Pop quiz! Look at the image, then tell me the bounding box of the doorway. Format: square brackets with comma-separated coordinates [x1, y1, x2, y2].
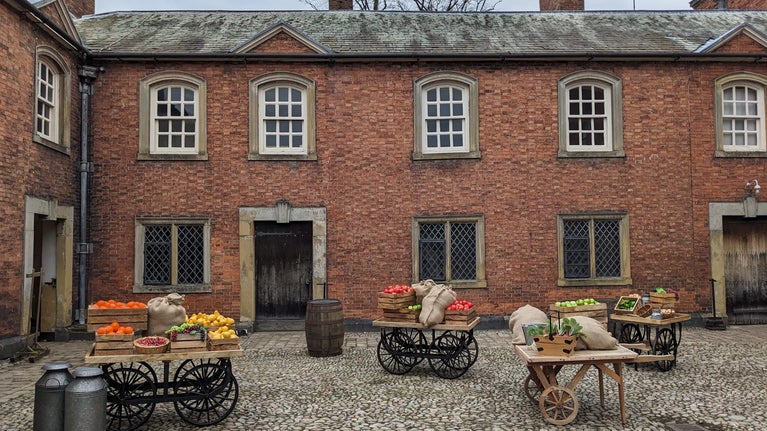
[723, 217, 767, 324]
[255, 221, 313, 322]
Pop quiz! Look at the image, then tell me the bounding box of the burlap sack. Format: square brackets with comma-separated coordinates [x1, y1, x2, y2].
[411, 279, 437, 298]
[508, 305, 548, 345]
[419, 284, 456, 327]
[571, 316, 618, 350]
[147, 293, 186, 336]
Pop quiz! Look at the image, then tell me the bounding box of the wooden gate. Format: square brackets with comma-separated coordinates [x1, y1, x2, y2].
[254, 221, 313, 321]
[723, 218, 767, 324]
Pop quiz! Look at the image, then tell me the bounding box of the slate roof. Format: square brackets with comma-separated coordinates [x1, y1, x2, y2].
[73, 10, 767, 58]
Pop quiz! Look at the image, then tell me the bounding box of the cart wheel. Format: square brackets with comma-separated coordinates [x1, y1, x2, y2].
[427, 332, 472, 379]
[459, 331, 479, 367]
[539, 385, 579, 426]
[376, 328, 425, 375]
[618, 323, 642, 344]
[653, 327, 677, 371]
[173, 359, 239, 426]
[101, 362, 157, 431]
[523, 372, 544, 404]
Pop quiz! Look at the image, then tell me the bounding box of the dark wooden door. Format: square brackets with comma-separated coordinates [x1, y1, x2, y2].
[255, 221, 312, 320]
[724, 218, 767, 324]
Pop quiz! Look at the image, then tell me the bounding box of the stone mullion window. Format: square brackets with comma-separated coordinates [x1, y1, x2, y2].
[413, 215, 486, 288]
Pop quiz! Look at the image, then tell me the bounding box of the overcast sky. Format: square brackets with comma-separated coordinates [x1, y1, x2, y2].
[95, 0, 693, 13]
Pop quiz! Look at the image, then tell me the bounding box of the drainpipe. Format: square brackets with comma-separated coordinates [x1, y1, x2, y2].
[77, 65, 98, 324]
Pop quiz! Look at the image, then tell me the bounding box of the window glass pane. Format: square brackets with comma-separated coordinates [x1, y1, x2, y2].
[594, 102, 605, 116]
[439, 87, 450, 100]
[427, 105, 437, 117]
[419, 223, 446, 281]
[279, 104, 289, 117]
[158, 135, 168, 148]
[170, 103, 181, 116]
[291, 104, 302, 117]
[184, 89, 194, 101]
[735, 86, 745, 100]
[439, 120, 450, 132]
[581, 133, 592, 146]
[278, 121, 289, 133]
[178, 224, 204, 284]
[279, 135, 289, 147]
[569, 88, 579, 100]
[144, 225, 171, 285]
[453, 103, 463, 116]
[265, 120, 276, 133]
[171, 135, 182, 148]
[593, 118, 604, 131]
[724, 102, 733, 116]
[569, 102, 579, 115]
[426, 89, 437, 102]
[291, 89, 302, 101]
[452, 119, 463, 132]
[736, 102, 746, 116]
[450, 223, 476, 280]
[265, 89, 275, 102]
[453, 134, 463, 148]
[594, 132, 605, 146]
[581, 119, 592, 131]
[266, 135, 276, 147]
[748, 133, 757, 146]
[185, 119, 195, 133]
[595, 220, 621, 277]
[569, 133, 579, 145]
[158, 120, 169, 133]
[427, 135, 438, 148]
[563, 220, 589, 279]
[172, 120, 182, 133]
[265, 105, 275, 117]
[581, 86, 592, 100]
[439, 134, 450, 147]
[582, 103, 592, 115]
[278, 87, 289, 102]
[293, 120, 303, 133]
[170, 87, 181, 101]
[594, 87, 604, 100]
[184, 135, 195, 148]
[292, 135, 303, 148]
[157, 104, 168, 117]
[184, 103, 194, 117]
[157, 88, 167, 101]
[426, 120, 437, 133]
[568, 118, 579, 131]
[439, 103, 450, 117]
[452, 88, 462, 101]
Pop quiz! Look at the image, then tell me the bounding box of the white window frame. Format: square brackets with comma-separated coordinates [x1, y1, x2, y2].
[139, 71, 207, 161]
[150, 84, 199, 155]
[715, 72, 767, 157]
[134, 217, 211, 293]
[33, 47, 71, 152]
[413, 72, 479, 160]
[249, 72, 316, 161]
[558, 71, 624, 158]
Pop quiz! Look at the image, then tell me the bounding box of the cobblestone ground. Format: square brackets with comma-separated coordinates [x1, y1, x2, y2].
[1, 325, 765, 430]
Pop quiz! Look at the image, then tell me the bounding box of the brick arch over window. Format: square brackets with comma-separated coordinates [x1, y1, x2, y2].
[413, 71, 480, 160]
[34, 46, 72, 152]
[714, 71, 767, 158]
[557, 70, 624, 158]
[138, 71, 208, 160]
[249, 72, 316, 161]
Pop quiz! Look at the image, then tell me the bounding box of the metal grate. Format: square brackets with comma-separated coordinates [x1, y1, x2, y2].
[450, 223, 476, 280]
[594, 219, 621, 277]
[178, 224, 204, 284]
[419, 223, 445, 281]
[564, 220, 590, 278]
[144, 225, 171, 285]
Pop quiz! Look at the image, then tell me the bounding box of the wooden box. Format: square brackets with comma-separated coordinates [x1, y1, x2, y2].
[87, 307, 148, 332]
[533, 335, 577, 356]
[443, 308, 477, 324]
[613, 296, 640, 315]
[549, 303, 608, 327]
[650, 292, 678, 306]
[171, 339, 206, 353]
[381, 308, 420, 323]
[207, 335, 241, 351]
[94, 333, 134, 356]
[377, 291, 416, 310]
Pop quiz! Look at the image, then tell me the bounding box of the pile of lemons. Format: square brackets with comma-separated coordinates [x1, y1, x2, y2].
[208, 326, 237, 339]
[186, 310, 235, 328]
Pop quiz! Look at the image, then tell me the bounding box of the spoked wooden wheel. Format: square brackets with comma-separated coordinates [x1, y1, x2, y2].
[427, 332, 473, 379]
[618, 323, 642, 344]
[653, 327, 677, 371]
[102, 362, 158, 431]
[523, 372, 544, 404]
[376, 328, 426, 375]
[173, 359, 239, 426]
[539, 385, 579, 425]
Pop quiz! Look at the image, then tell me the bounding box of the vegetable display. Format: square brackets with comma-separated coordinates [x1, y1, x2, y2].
[617, 297, 638, 310]
[446, 300, 474, 311]
[96, 321, 134, 335]
[555, 298, 599, 307]
[165, 323, 206, 341]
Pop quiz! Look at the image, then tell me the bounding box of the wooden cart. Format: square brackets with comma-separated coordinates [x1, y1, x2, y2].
[372, 317, 480, 379]
[514, 344, 638, 426]
[609, 313, 691, 371]
[85, 345, 244, 431]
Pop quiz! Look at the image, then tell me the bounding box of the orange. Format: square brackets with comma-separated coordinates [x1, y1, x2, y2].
[110, 321, 120, 331]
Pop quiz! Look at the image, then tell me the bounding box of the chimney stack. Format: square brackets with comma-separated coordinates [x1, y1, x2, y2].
[329, 0, 354, 10]
[539, 0, 585, 11]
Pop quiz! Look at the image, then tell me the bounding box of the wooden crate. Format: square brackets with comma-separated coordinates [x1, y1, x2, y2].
[443, 308, 477, 324]
[170, 339, 206, 353]
[87, 307, 148, 332]
[207, 335, 241, 351]
[381, 308, 420, 323]
[613, 296, 640, 315]
[533, 335, 577, 356]
[94, 333, 134, 356]
[377, 291, 416, 310]
[549, 303, 608, 326]
[650, 292, 678, 306]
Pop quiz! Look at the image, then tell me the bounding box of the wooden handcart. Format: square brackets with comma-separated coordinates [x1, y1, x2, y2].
[372, 317, 480, 379]
[609, 313, 691, 371]
[85, 345, 244, 431]
[514, 344, 638, 426]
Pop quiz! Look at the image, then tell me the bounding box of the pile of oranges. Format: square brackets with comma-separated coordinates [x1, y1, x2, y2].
[91, 299, 146, 309]
[96, 321, 134, 335]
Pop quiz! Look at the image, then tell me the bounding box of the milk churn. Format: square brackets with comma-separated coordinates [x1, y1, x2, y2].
[34, 361, 73, 431]
[64, 367, 107, 431]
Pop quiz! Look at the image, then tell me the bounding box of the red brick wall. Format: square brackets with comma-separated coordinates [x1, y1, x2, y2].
[84, 54, 767, 320]
[65, 0, 94, 18]
[329, 0, 354, 10]
[691, 0, 767, 9]
[714, 33, 767, 52]
[540, 0, 585, 11]
[0, 2, 82, 338]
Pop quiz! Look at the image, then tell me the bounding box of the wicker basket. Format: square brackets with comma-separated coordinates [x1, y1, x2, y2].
[134, 336, 169, 354]
[635, 303, 653, 318]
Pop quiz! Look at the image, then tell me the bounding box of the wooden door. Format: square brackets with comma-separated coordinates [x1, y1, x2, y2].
[255, 221, 312, 320]
[723, 218, 767, 324]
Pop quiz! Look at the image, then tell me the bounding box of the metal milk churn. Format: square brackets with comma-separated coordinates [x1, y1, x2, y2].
[34, 361, 74, 431]
[64, 367, 107, 431]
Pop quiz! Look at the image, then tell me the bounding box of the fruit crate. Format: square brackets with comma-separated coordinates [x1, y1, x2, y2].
[650, 292, 678, 306]
[93, 333, 134, 356]
[171, 332, 207, 352]
[613, 296, 640, 315]
[443, 308, 477, 324]
[532, 335, 577, 357]
[381, 308, 420, 323]
[549, 303, 608, 327]
[207, 334, 241, 351]
[377, 291, 416, 310]
[87, 307, 148, 332]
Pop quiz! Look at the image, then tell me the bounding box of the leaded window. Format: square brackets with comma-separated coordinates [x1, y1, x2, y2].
[414, 215, 485, 288]
[136, 219, 210, 292]
[558, 213, 631, 286]
[152, 85, 198, 153]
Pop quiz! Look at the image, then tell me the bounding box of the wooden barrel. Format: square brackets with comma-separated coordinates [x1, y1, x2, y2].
[305, 299, 344, 357]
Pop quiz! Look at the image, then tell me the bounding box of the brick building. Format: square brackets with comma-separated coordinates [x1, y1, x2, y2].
[2, 0, 767, 355]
